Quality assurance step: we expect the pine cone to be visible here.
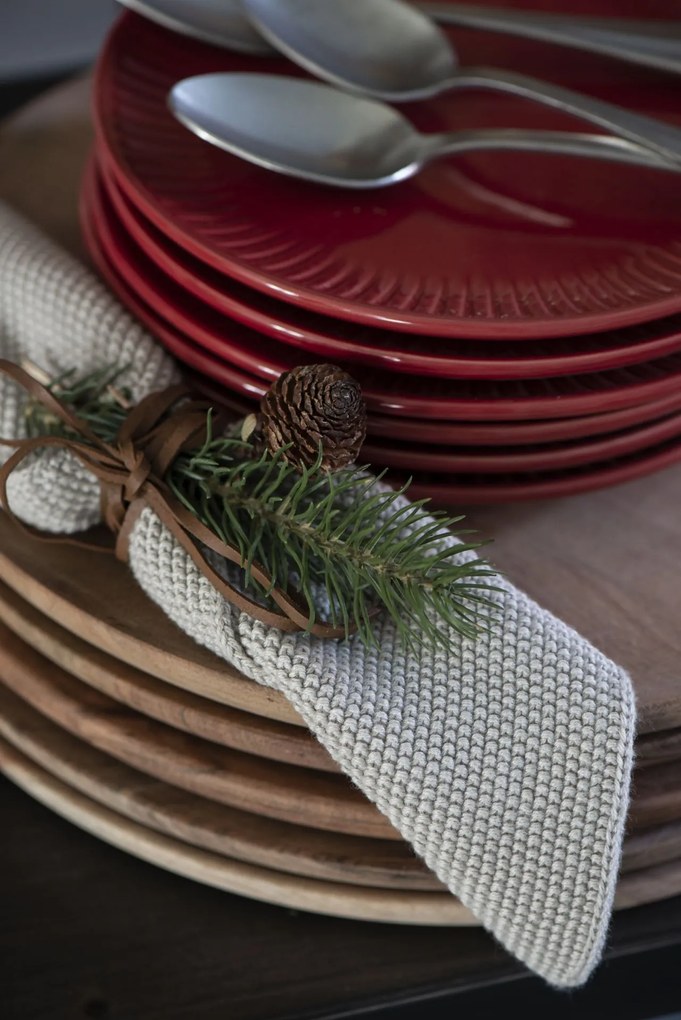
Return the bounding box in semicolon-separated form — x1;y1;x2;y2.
259;364;367;471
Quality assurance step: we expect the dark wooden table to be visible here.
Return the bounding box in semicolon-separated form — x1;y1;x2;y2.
1;78;680;1020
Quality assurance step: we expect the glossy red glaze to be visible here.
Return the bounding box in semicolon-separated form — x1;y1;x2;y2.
82;162;681;423
363;410;681;473
95;10;681;339
189;367;681;448
404;438;681;503
97;157;681;380
190;369;681;504
366;390;681;444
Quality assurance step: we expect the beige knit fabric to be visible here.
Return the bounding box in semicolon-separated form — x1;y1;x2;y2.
0;201;636;987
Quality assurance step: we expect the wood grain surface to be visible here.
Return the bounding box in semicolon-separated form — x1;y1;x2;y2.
0;618;678;844
2;774;680;1020
0;622;399;840
0;516;305;725
0;735;478;926
0;772;521;1020
628;763;681;831
0;579;337;772
1;510;680;742
622;820;681;874
0;683;439;891
0;579;673;772
636;728;681;766
2;733;680;923
0;75;91;258
0;680;674;887
613;858;681;911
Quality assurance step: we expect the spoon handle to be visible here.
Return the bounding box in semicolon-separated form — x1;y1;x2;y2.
420;130;679;171
446;67;681;164
420;4;681;76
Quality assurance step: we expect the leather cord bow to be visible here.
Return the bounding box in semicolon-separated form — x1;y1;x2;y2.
0;360;348;638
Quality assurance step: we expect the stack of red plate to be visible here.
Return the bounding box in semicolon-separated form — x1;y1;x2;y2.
82;7;681;503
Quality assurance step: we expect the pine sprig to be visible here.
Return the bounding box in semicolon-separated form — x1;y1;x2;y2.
24;368;501;650
24;365;132;441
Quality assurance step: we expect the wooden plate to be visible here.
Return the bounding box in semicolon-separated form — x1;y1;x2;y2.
0;579;337;773
0;625;398;840
0;514;304;726
1;621;678;839
2;734;680;922
621;821;681;875
628;764;681;831
0;737;477;925
612;858;681;912
636;728;681;766
0;578;673;776
0;683;437;891
0;681;675;888
0;515;680;737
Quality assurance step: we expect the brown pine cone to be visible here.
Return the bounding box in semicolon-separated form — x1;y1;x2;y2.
259;364;367;471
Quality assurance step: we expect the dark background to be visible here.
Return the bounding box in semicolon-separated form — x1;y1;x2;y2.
0;0;115;118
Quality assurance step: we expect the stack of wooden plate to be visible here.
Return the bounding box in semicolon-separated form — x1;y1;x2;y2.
0;513;680;922
79;8;681;504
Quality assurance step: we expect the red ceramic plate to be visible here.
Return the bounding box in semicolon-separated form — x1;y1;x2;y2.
88;162;303;382
173;314;681;471
363;410;681;473
188;373;681;504
191;370;681;448
84;166;681;423
95;10;681;339
98;158;681;381
84;174;681;488
81;187;265;404
404;438;681;504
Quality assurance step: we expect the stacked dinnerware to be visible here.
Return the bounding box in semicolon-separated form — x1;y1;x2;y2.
1;517;680;918
82;7;681;504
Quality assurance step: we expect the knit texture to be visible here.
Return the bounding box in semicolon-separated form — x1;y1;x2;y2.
0;200;636;987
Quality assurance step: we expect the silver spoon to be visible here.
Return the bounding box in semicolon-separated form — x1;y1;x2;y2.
242;0;681;164
117;0;681;76
115;0;273;55
418;3;681;77
169;74;677;190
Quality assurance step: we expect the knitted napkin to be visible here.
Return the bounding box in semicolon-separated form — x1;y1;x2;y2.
0;200;636;987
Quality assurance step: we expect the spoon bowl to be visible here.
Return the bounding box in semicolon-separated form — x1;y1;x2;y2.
118;0;681;76
242;0;457;100
170;74;423;187
242;0;681;163
169;74;676;189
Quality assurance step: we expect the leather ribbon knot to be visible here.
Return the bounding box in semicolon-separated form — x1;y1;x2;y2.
0;359;347;638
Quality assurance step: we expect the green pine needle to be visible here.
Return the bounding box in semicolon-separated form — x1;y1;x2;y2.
24;367;502;650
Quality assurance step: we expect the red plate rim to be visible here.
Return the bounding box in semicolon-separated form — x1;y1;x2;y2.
191;368;681;448
191;367;681;503
93;12;681;341
405;438;681;503
83;160;681;424
363;410;681;474
96;154;681;381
